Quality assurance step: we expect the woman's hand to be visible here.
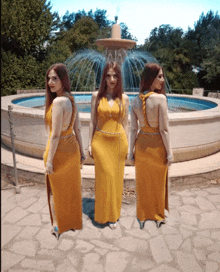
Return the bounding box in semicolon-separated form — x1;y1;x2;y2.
166;154;173;166
81;153;87;165
127;153;135;165
45;162;53;174
88;145;93;159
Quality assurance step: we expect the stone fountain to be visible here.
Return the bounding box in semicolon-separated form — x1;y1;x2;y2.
2;17;220;168
96;16;136;66
64;17;157;92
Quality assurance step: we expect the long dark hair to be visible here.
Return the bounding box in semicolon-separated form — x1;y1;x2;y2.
45;63;75;125
95;62;124;117
140;62;165;95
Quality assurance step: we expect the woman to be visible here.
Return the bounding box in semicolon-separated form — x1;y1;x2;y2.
44;63;86;239
128;63;173;229
88;62;129;229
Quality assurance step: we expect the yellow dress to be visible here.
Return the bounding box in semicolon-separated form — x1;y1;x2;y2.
135;92;168;222
92;97;128;224
43;95;82;234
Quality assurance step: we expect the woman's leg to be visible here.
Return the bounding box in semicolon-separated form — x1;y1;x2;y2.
50;192;57;228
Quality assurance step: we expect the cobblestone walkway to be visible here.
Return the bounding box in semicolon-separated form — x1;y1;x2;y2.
2;180;220;272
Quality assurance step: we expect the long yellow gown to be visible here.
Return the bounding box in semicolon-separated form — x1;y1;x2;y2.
43;95;82;234
135;92;168;222
92;97;128;224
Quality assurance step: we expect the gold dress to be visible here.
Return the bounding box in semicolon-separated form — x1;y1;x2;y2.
43;95;82;234
92;97;128;224
135;92;168;222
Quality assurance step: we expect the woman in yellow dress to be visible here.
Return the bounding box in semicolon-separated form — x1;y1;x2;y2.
44;63;86;239
128;63;173;229
88;62;129;229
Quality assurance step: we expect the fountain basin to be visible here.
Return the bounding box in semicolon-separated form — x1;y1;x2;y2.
1;92;220;163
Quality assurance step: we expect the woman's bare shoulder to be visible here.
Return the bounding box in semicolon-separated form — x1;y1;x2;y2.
91;91;98;103
53;96;72;110
131;95;141;107
150;93;166;103
53;96;67;105
92;91;99;98
122;93;129;102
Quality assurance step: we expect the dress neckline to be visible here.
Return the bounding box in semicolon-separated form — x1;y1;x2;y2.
105;97;115;108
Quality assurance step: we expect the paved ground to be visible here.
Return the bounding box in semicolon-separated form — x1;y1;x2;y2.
1;168;220;272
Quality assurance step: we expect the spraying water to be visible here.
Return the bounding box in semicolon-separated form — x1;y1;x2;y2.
65;20;170;92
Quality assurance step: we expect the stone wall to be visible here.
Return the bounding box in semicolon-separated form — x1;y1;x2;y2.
207;92;220;99
17;89;45;94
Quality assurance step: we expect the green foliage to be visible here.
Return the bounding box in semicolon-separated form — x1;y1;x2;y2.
62;9;112;31
1;0;69;95
1;0;53;55
1;50;42;96
140;11;220;90
2;2;219;95
120;23;137;41
42;40;72;70
141;25;199;89
64;17;99;52
185;10;220;89
202;42;220;82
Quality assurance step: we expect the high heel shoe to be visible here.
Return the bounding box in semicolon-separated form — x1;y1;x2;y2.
51;226;59;240
109;222;117;230
156;218;167;228
139;221;145;229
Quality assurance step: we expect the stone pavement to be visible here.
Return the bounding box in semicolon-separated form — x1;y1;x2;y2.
2;172;220;272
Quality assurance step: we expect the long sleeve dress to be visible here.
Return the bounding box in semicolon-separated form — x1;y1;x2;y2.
43;95;82;234
92;97;128;224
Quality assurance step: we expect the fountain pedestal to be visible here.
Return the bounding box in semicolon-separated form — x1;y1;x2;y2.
96;22;136;66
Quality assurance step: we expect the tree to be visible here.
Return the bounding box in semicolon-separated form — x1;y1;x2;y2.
1;0;54;56
185;10;220;89
200;40;220;89
64;17;99;52
141;25;198;89
61;9;111;31
120;23;137;41
1;0;66;95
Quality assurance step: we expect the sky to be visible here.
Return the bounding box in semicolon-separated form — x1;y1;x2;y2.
49;0;219;45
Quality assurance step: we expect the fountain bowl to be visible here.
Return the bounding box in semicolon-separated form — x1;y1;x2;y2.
96;38;136;50
1;92;220;163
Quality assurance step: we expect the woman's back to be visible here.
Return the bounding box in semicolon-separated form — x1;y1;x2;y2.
51;96;73;132
131;92;166;128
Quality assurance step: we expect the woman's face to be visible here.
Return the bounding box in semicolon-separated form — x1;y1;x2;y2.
151;69;165;91
106;68;118;91
48;69;63;95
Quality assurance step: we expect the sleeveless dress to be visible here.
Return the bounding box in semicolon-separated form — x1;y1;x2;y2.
135;92;168;222
92;97;128;224
43;95;82;234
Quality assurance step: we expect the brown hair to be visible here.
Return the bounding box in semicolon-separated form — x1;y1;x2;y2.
44;63;75;125
95;62;124;118
140;62;165;95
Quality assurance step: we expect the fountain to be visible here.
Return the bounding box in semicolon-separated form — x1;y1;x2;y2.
1;19;220;165
65;16;164;93
96;16;136;66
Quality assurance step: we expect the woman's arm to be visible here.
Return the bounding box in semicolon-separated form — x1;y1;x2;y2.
88;91;98;156
122;94;129;141
128;103;138;162
46;98;64;174
158;95;173;165
73;108;86;163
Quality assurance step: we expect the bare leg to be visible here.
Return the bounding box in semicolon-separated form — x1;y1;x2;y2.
49;192;59;239
49;192;57;228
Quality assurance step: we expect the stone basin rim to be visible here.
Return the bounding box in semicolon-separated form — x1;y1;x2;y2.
2;92;220;123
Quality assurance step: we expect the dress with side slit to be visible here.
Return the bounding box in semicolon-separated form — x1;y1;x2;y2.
43;95;82;234
134;92;169;222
